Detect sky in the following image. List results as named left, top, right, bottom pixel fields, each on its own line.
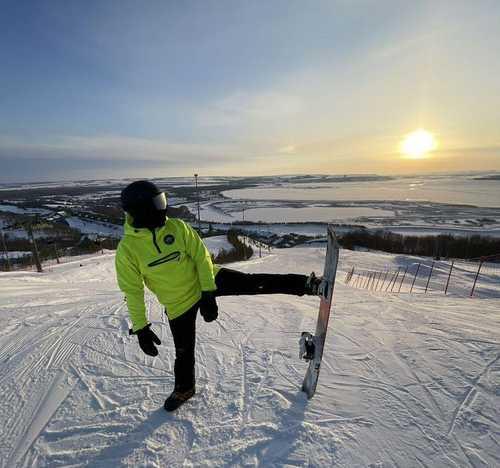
left=1, top=0, right=500, bottom=182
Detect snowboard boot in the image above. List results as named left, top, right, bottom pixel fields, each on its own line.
left=305, top=272, right=323, bottom=296
left=164, top=386, right=195, bottom=412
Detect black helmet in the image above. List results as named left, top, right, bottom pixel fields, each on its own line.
left=120, top=180, right=168, bottom=228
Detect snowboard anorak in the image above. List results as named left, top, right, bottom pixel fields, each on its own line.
left=115, top=216, right=219, bottom=332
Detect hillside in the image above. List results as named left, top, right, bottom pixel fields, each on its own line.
left=0, top=247, right=499, bottom=467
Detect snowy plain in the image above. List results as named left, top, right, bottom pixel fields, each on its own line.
left=0, top=246, right=498, bottom=467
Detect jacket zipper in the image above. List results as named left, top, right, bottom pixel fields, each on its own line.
left=150, top=228, right=162, bottom=253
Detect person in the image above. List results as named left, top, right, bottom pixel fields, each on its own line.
left=115, top=180, right=321, bottom=411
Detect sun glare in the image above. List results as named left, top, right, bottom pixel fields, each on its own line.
left=401, top=129, right=437, bottom=159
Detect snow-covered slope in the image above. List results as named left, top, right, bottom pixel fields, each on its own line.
left=202, top=235, right=233, bottom=256
left=0, top=247, right=499, bottom=467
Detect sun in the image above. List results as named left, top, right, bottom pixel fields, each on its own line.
left=400, top=129, right=437, bottom=159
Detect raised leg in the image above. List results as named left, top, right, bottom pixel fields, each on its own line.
left=215, top=268, right=309, bottom=297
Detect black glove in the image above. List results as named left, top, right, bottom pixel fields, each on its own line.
left=199, top=291, right=218, bottom=322
left=132, top=324, right=161, bottom=356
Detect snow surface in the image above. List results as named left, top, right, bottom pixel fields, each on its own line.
left=2, top=228, right=60, bottom=240
left=65, top=217, right=123, bottom=239
left=0, top=204, right=52, bottom=216
left=0, top=247, right=499, bottom=467
left=1, top=251, right=31, bottom=259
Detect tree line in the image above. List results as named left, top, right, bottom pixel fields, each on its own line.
left=339, top=230, right=500, bottom=260
left=213, top=230, right=253, bottom=264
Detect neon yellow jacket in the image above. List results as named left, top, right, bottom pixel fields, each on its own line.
left=115, top=216, right=219, bottom=331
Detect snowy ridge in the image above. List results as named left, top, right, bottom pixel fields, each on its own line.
left=0, top=248, right=499, bottom=466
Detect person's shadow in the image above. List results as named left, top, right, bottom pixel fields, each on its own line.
left=87, top=407, right=175, bottom=467
left=255, top=389, right=311, bottom=465
left=86, top=390, right=311, bottom=467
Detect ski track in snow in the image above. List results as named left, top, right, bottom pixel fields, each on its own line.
left=0, top=248, right=499, bottom=467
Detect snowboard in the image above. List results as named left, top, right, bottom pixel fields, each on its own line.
left=300, top=225, right=340, bottom=399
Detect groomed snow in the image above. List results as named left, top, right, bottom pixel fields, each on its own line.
left=0, top=246, right=498, bottom=466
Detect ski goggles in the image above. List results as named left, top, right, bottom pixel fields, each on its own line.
left=152, top=192, right=167, bottom=210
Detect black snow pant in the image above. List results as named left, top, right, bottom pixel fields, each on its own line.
left=167, top=268, right=309, bottom=391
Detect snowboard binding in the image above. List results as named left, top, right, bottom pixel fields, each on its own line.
left=318, top=279, right=329, bottom=299
left=305, top=272, right=329, bottom=298
left=299, top=332, right=316, bottom=361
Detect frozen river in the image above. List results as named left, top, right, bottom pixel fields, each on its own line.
left=234, top=206, right=393, bottom=223
left=223, top=175, right=500, bottom=208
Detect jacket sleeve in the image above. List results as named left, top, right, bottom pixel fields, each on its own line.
left=182, top=221, right=217, bottom=291
left=115, top=244, right=148, bottom=333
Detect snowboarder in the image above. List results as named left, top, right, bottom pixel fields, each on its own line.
left=115, top=180, right=321, bottom=411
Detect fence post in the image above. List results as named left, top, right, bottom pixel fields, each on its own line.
left=470, top=260, right=484, bottom=297
left=391, top=268, right=401, bottom=292
left=379, top=270, right=386, bottom=290
left=367, top=272, right=373, bottom=289
left=444, top=260, right=454, bottom=295
left=410, top=263, right=421, bottom=293
left=398, top=265, right=408, bottom=293
left=381, top=270, right=389, bottom=290
left=425, top=261, right=435, bottom=293
left=346, top=266, right=355, bottom=283
left=385, top=271, right=396, bottom=291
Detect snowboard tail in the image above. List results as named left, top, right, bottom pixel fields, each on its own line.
left=301, top=225, right=340, bottom=399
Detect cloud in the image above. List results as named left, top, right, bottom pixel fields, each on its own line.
left=0, top=134, right=238, bottom=164
left=195, top=91, right=303, bottom=127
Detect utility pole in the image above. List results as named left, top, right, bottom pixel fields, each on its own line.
left=1, top=230, right=11, bottom=271
left=53, top=241, right=60, bottom=264
left=47, top=239, right=60, bottom=264
left=27, top=223, right=43, bottom=273
left=194, top=173, right=201, bottom=232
